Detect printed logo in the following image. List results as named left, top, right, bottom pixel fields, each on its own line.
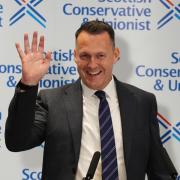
left=9, top=0, right=46, bottom=28
left=22, top=168, right=42, bottom=180
left=157, top=0, right=180, bottom=29
left=157, top=113, right=180, bottom=144
left=0, top=3, right=3, bottom=27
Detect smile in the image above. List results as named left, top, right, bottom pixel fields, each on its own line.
left=87, top=70, right=102, bottom=76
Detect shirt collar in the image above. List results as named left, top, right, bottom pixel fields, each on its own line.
left=81, top=77, right=116, bottom=99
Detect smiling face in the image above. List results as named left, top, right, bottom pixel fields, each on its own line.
left=74, top=31, right=120, bottom=90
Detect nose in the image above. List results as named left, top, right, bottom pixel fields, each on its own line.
left=87, top=57, right=98, bottom=69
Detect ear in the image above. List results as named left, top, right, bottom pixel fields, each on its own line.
left=113, top=48, right=120, bottom=64
left=74, top=49, right=78, bottom=64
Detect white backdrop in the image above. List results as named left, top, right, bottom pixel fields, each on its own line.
left=0, top=0, right=179, bottom=179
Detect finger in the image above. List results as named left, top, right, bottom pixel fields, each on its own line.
left=31, top=31, right=38, bottom=52
left=24, top=33, right=30, bottom=54
left=45, top=51, right=52, bottom=61
left=15, top=43, right=25, bottom=60
left=38, top=35, right=44, bottom=53
left=43, top=51, right=52, bottom=64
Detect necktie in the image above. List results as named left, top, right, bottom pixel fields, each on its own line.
left=95, top=91, right=119, bottom=180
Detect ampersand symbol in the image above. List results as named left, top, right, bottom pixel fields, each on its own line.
left=154, top=79, right=164, bottom=91
left=7, top=76, right=17, bottom=87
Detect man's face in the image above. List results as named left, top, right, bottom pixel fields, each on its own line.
left=74, top=31, right=120, bottom=90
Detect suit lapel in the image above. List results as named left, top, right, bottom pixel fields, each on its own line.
left=115, top=80, right=137, bottom=169
left=63, top=80, right=83, bottom=167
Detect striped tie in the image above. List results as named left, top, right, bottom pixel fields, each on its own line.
left=95, top=91, right=119, bottom=180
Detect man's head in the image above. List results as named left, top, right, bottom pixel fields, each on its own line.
left=74, top=20, right=120, bottom=90
left=75, top=20, right=115, bottom=48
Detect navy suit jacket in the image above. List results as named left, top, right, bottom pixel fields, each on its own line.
left=5, top=77, right=174, bottom=180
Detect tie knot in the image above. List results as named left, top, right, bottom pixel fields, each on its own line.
left=95, top=90, right=106, bottom=100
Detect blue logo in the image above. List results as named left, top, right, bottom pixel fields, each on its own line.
left=0, top=3, right=3, bottom=27
left=9, top=0, right=46, bottom=28
left=157, top=113, right=180, bottom=144
left=22, top=168, right=42, bottom=180
left=157, top=0, right=180, bottom=29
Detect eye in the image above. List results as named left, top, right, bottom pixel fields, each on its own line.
left=97, top=54, right=106, bottom=60
left=79, top=54, right=90, bottom=61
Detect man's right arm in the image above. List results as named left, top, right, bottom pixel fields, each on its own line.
left=5, top=81, right=46, bottom=151
left=5, top=32, right=51, bottom=151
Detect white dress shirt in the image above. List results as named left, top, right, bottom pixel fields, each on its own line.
left=75, top=78, right=127, bottom=180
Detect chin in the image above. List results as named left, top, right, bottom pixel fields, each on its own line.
left=86, top=83, right=104, bottom=90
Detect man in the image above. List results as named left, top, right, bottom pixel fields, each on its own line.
left=5, top=20, right=177, bottom=180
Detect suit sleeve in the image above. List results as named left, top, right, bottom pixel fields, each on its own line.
left=5, top=86, right=47, bottom=152
left=147, top=94, right=177, bottom=180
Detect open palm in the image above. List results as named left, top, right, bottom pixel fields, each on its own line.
left=16, top=32, right=51, bottom=85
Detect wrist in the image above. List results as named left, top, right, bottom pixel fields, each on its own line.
left=19, top=80, right=37, bottom=90
left=15, top=80, right=38, bottom=93
left=21, top=78, right=38, bottom=86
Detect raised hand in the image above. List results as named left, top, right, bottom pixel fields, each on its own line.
left=16, top=31, right=51, bottom=85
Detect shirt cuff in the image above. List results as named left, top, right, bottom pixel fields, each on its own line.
left=16, top=80, right=38, bottom=92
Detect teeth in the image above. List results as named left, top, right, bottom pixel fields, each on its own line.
left=88, top=71, right=100, bottom=75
